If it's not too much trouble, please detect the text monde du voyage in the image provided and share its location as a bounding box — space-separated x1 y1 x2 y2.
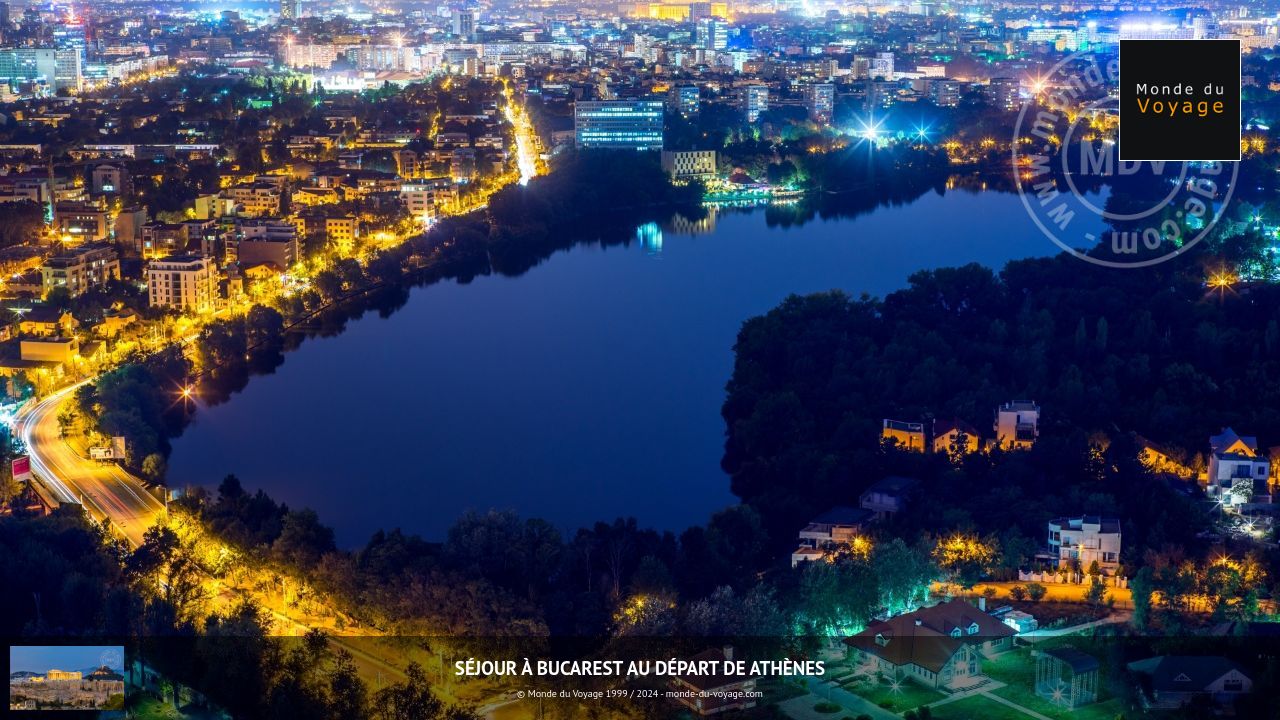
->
455 657 826 678
1132 82 1229 118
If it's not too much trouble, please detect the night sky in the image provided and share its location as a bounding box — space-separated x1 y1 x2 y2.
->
9 646 123 674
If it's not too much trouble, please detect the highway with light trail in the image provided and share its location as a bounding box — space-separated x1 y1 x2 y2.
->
16 381 165 548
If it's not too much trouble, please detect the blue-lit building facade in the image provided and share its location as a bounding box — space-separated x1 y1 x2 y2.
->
574 100 664 151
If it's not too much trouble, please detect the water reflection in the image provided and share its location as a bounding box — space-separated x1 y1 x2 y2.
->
636 222 662 254
170 184 1108 545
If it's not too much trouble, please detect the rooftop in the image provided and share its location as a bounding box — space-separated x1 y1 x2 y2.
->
845 599 1014 673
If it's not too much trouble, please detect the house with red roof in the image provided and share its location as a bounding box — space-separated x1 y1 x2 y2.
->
843 599 1014 691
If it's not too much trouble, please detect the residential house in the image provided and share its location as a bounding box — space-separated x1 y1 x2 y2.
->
92 307 137 339
670 646 758 715
932 418 981 454
994 401 1039 449
18 306 78 337
860 475 919 520
1136 436 1194 479
20 336 78 365
791 506 872 567
1046 516 1121 577
1207 428 1270 508
882 418 926 452
845 599 1015 691
1127 656 1252 710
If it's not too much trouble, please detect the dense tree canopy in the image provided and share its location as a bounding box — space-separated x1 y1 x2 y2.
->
721 254 1276 556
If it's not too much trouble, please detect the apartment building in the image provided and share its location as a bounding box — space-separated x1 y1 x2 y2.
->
146 255 217 313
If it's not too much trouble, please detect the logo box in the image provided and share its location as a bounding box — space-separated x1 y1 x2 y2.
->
1118 39 1241 162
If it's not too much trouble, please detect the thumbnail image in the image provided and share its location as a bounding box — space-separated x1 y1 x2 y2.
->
8 646 125 712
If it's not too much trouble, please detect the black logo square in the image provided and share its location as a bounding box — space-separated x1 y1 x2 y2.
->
1119 39 1240 161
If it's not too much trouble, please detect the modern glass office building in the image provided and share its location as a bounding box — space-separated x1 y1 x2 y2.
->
0 48 57 94
574 100 665 151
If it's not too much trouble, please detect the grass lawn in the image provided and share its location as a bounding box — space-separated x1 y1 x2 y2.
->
930 695 1037 720
983 643 1127 720
844 676 946 713
124 697 225 720
760 677 810 704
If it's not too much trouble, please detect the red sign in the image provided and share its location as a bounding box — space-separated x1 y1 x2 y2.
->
11 455 31 483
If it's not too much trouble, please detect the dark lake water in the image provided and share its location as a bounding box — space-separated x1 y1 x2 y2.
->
168 188 1108 546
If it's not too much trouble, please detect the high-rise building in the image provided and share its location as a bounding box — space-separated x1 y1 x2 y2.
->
54 47 82 93
871 51 894 80
928 78 962 107
742 85 768 122
688 1 712 22
574 100 664 151
0 48 57 94
280 0 301 20
452 9 476 41
805 83 835 123
147 255 217 313
988 76 1020 110
695 18 728 51
668 85 699 116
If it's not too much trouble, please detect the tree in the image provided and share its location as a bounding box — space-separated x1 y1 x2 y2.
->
705 505 769 587
797 556 879 636
372 662 444 720
871 538 935 615
272 509 337 570
0 471 20 509
141 453 167 483
328 649 369 720
0 200 44 248
932 533 997 591
1131 566 1154 630
1025 582 1047 603
1084 576 1108 607
683 585 788 636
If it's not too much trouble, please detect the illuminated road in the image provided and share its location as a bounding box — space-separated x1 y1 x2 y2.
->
16 381 165 547
504 84 543 186
15 383 410 682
